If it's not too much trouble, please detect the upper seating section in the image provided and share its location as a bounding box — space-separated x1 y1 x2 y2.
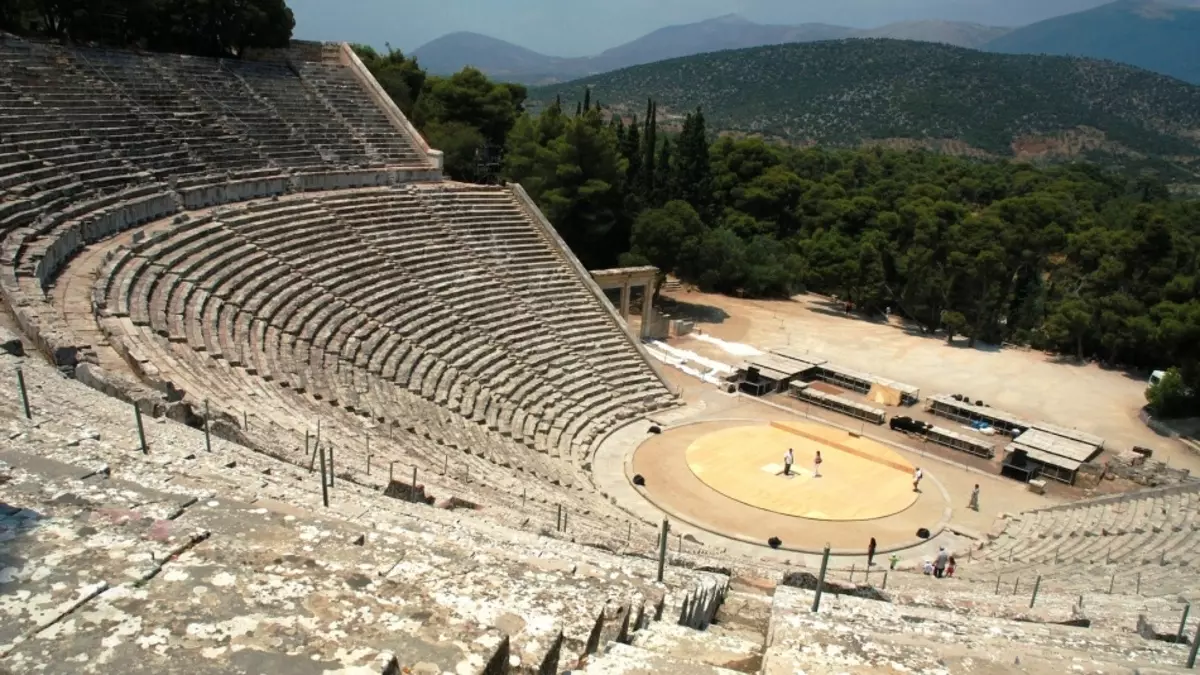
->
0 34 433 205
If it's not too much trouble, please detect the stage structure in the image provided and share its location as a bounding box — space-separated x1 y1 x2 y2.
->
591 266 659 339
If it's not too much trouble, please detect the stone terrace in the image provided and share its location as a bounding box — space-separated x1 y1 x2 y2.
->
0 350 725 673
963 483 1200 599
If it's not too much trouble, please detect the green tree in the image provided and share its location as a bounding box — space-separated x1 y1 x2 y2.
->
629 201 705 292
353 44 426 116
1045 299 1093 360
942 311 968 344
673 107 713 221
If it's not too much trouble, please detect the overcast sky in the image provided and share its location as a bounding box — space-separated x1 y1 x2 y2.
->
288 0 1117 56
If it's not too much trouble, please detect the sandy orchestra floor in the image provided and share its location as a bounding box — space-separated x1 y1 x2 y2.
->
685 421 917 521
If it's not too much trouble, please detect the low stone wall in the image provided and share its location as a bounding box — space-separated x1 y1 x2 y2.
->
180 176 289 210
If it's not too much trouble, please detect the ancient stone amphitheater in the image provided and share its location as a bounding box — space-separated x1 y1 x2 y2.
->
2 34 1199 674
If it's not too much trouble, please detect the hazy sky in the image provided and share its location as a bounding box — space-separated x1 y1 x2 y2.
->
288 0 1117 56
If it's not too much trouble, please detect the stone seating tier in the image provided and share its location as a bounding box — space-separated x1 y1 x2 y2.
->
0 352 726 674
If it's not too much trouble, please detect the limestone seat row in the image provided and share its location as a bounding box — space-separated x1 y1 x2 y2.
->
1 401 725 673
962 483 1200 598
95 188 671 461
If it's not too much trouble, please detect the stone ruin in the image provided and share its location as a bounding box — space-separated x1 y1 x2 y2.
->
1 32 1199 673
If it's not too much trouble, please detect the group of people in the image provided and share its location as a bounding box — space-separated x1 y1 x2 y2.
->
782 448 821 477
923 547 956 578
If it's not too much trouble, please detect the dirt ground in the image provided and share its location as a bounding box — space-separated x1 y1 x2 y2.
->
655 289 1200 477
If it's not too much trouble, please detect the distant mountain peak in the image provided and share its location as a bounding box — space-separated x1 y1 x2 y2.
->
705 13 755 25
986 0 1200 83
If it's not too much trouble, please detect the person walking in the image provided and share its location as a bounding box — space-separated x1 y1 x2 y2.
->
867 537 877 567
969 484 980 511
912 467 923 492
783 448 794 477
814 450 823 478
934 547 949 578
945 555 957 578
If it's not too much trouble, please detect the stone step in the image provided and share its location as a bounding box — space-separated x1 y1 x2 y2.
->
575 642 745 675
630 622 763 673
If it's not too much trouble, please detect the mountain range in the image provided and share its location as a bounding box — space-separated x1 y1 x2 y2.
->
989 0 1200 84
412 1 1200 85
527 39 1200 178
412 15 1010 84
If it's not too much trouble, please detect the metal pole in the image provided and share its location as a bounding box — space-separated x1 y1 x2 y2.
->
411 466 418 502
556 504 562 532
1137 572 1142 595
16 367 30 419
968 548 972 563
812 545 831 612
1187 620 1200 668
1110 573 1116 594
134 405 148 454
677 532 682 554
243 409 247 429
1177 604 1191 644
389 460 394 483
327 445 334 487
305 428 310 455
366 454 371 476
315 419 321 450
849 564 855 582
882 570 888 590
995 575 1002 595
204 399 212 453
443 454 448 475
318 438 329 507
1030 575 1041 608
309 440 318 471
1013 578 1019 596
522 488 526 509
657 519 669 582
627 521 632 545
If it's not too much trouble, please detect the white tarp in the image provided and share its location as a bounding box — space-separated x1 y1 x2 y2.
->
647 340 733 386
691 332 763 358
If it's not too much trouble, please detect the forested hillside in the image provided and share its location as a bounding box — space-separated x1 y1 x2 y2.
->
527 40 1200 180
350 37 1200 417
501 102 1200 414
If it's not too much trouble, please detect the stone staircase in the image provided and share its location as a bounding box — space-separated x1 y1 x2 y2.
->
571 578 773 674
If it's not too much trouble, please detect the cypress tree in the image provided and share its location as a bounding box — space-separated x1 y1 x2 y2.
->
654 137 672 207
675 107 713 220
642 99 657 204
576 101 582 117
583 88 591 112
621 116 642 213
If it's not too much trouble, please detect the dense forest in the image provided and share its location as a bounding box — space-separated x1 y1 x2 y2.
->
359 46 1200 415
527 40 1200 183
0 0 295 57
